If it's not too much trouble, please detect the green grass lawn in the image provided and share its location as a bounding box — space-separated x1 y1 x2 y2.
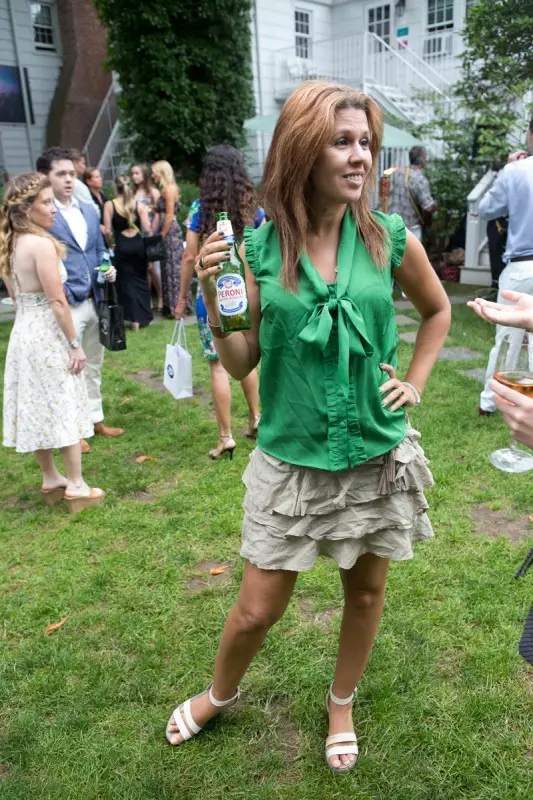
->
0 288 532 800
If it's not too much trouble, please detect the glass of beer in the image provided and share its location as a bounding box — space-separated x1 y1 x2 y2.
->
490 330 533 473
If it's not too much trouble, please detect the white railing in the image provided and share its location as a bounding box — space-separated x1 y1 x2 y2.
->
363 32 451 102
462 170 494 285
82 77 119 169
274 30 462 103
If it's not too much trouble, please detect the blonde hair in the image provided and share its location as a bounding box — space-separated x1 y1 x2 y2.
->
0 172 65 280
114 174 137 228
260 80 388 290
152 160 180 199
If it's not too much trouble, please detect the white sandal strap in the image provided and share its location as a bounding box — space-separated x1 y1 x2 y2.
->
326 732 357 747
183 699 202 735
208 684 240 708
173 706 194 742
326 744 359 758
329 682 357 705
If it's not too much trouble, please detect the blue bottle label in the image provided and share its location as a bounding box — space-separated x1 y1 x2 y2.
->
216 273 248 316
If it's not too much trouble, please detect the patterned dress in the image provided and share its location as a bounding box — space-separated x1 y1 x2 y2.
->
3 260 93 453
185 200 265 359
155 194 186 314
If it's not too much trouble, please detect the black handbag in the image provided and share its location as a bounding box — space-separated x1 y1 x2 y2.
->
144 234 166 262
98 282 126 351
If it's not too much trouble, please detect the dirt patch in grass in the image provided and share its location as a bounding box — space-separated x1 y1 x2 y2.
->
186 560 234 595
248 698 300 783
436 648 463 678
0 764 12 780
106 540 129 553
123 491 154 503
298 598 340 631
129 369 166 393
193 387 211 407
472 506 533 543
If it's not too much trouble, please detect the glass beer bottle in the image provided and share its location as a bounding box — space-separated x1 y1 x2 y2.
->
215 212 251 333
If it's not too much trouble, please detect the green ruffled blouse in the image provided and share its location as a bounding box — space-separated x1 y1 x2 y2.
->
243 209 407 472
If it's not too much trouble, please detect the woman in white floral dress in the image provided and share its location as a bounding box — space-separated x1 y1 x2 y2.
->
1 173 105 512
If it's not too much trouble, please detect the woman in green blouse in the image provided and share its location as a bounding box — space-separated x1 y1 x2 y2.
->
166 81 451 773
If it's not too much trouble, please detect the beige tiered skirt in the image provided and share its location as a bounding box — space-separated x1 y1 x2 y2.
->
240 428 434 572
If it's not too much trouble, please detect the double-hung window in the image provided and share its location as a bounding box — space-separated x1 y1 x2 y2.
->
425 0 454 57
295 9 312 59
31 3 56 51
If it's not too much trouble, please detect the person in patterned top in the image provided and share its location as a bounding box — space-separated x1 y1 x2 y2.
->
386 146 437 241
176 145 264 459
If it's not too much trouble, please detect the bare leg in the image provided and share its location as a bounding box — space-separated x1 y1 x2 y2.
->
167 560 298 744
240 369 260 426
327 553 390 769
58 442 87 495
148 263 162 310
34 449 66 490
210 359 232 438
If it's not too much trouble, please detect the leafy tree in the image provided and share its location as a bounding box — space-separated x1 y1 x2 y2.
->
94 0 254 180
412 0 533 247
457 0 533 163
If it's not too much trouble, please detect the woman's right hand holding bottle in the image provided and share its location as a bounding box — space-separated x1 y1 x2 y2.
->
195 230 231 300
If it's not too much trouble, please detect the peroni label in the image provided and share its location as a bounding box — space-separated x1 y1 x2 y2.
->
216 274 248 317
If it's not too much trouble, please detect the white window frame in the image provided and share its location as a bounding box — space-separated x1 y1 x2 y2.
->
425 0 454 59
366 2 392 46
294 8 312 60
426 0 454 34
29 2 57 53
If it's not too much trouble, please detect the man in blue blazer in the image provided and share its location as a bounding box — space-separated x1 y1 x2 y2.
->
37 147 125 452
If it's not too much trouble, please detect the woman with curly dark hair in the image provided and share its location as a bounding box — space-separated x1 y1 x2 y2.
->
176 145 263 459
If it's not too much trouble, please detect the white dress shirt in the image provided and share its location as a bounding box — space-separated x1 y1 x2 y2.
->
55 197 88 251
478 155 533 263
73 178 93 206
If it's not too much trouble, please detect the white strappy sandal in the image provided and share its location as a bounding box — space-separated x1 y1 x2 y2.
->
165 684 240 746
325 683 359 774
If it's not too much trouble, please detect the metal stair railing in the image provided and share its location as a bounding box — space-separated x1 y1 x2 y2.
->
82 78 119 169
393 37 453 92
363 31 451 102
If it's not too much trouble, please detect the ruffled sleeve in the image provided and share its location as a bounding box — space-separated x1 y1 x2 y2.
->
243 225 258 275
389 212 407 270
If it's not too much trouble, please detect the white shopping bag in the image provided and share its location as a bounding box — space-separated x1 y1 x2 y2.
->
164 320 193 399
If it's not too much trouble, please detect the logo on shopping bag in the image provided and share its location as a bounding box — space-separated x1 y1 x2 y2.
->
100 319 109 335
167 363 175 379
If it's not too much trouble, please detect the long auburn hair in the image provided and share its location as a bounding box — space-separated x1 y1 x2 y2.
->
0 173 65 280
114 175 137 228
260 80 387 290
198 145 256 240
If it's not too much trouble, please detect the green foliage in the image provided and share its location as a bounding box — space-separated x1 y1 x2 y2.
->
1 301 533 798
457 0 533 163
94 0 254 181
412 0 533 248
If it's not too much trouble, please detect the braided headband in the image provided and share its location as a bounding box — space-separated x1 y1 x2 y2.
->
4 176 46 208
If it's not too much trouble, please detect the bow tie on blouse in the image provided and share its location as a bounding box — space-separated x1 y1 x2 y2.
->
296 211 376 397
298 288 374 396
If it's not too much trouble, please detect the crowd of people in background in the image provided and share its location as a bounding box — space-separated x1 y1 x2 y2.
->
1 80 532 772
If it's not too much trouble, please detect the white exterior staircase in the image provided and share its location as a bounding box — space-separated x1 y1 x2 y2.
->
82 76 132 181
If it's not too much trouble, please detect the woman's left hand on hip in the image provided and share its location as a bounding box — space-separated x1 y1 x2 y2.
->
380 363 418 411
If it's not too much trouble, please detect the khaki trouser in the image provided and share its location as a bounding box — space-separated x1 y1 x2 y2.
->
70 299 105 424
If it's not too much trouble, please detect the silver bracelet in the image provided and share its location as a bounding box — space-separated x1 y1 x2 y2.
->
402 381 421 405
207 316 229 340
